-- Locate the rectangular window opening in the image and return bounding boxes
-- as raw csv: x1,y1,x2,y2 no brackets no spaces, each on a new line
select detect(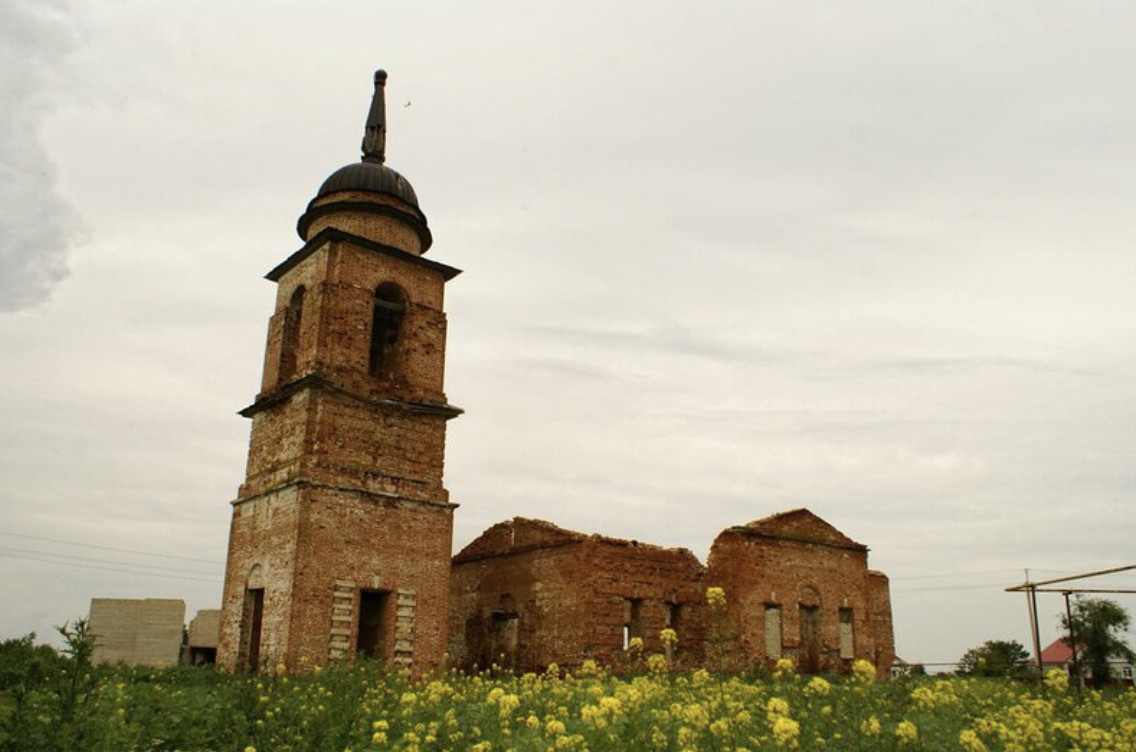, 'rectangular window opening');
764,604,782,660
624,598,644,647
666,603,682,636
839,607,855,661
